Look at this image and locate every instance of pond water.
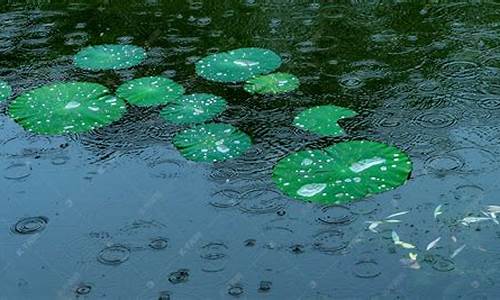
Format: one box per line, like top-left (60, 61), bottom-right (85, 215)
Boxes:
top-left (2, 1), bottom-right (500, 299)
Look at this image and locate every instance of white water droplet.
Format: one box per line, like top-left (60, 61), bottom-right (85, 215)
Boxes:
top-left (216, 144), bottom-right (230, 153)
top-left (233, 59), bottom-right (259, 67)
top-left (350, 157), bottom-right (386, 173)
top-left (65, 101), bottom-right (81, 109)
top-left (193, 108), bottom-right (204, 115)
top-left (297, 183), bottom-right (327, 197)
top-left (301, 158), bottom-right (313, 166)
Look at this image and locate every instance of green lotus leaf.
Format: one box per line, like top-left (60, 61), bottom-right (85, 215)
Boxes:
top-left (160, 93), bottom-right (227, 125)
top-left (273, 141), bottom-right (412, 204)
top-left (8, 82), bottom-right (126, 135)
top-left (195, 48), bottom-right (282, 83)
top-left (74, 44), bottom-right (146, 71)
top-left (116, 76), bottom-right (184, 107)
top-left (173, 123), bottom-right (252, 162)
top-left (244, 72), bottom-right (299, 94)
top-left (0, 80), bottom-right (12, 102)
top-left (294, 105), bottom-right (358, 137)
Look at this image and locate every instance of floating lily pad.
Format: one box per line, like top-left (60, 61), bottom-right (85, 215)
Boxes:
top-left (272, 141), bottom-right (412, 204)
top-left (74, 44), bottom-right (146, 71)
top-left (0, 80), bottom-right (12, 102)
top-left (9, 82), bottom-right (126, 135)
top-left (195, 48), bottom-right (282, 83)
top-left (160, 93), bottom-right (227, 125)
top-left (244, 73), bottom-right (299, 94)
top-left (116, 76), bottom-right (184, 107)
top-left (173, 123), bottom-right (252, 162)
top-left (294, 105), bottom-right (358, 137)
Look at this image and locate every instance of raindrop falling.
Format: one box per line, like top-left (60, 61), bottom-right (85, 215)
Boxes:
top-left (149, 238), bottom-right (169, 250)
top-left (168, 269), bottom-right (190, 284)
top-left (158, 291), bottom-right (171, 300)
top-left (75, 283), bottom-right (92, 295)
top-left (228, 285), bottom-right (244, 297)
top-left (258, 281), bottom-right (272, 293)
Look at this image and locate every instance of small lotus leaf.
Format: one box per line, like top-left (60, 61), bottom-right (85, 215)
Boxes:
top-left (116, 76), bottom-right (184, 107)
top-left (173, 123), bottom-right (252, 162)
top-left (74, 44), bottom-right (146, 71)
top-left (195, 48), bottom-right (282, 83)
top-left (160, 93), bottom-right (227, 125)
top-left (294, 105), bottom-right (358, 137)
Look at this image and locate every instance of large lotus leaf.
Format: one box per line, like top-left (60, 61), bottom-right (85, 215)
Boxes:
top-left (195, 48), bottom-right (282, 83)
top-left (116, 76), bottom-right (184, 107)
top-left (273, 141), bottom-right (412, 204)
top-left (160, 93), bottom-right (227, 125)
top-left (74, 44), bottom-right (146, 71)
top-left (244, 72), bottom-right (299, 94)
top-left (8, 82), bottom-right (126, 135)
top-left (173, 123), bottom-right (252, 162)
top-left (0, 80), bottom-right (12, 102)
top-left (294, 105), bottom-right (358, 137)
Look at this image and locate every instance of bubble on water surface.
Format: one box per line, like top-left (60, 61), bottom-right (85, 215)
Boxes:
top-left (168, 269), bottom-right (190, 284)
top-left (228, 285), bottom-right (244, 297)
top-left (258, 280), bottom-right (272, 293)
top-left (12, 216), bottom-right (48, 234)
top-left (75, 283), bottom-right (92, 295)
top-left (97, 244), bottom-right (130, 265)
top-left (148, 237), bottom-right (169, 250)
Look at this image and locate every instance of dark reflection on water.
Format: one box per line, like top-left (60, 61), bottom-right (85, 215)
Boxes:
top-left (2, 1), bottom-right (500, 298)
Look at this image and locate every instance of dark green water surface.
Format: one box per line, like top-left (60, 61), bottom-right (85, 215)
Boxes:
top-left (2, 1), bottom-right (500, 299)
